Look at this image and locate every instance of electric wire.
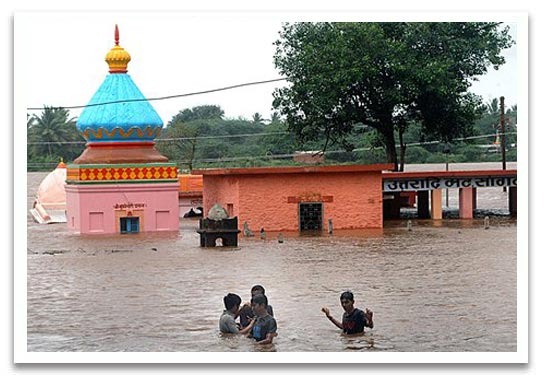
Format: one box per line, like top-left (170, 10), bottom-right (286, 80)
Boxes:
top-left (26, 78), bottom-right (287, 111)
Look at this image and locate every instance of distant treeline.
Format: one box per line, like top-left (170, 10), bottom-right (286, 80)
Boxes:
top-left (26, 101), bottom-right (517, 172)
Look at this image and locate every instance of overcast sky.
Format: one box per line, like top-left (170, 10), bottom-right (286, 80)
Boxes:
top-left (18, 12), bottom-right (522, 124)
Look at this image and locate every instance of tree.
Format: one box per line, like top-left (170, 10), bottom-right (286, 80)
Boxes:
top-left (170, 105), bottom-right (224, 123)
top-left (157, 122), bottom-right (197, 171)
top-left (270, 111), bottom-right (282, 123)
top-left (252, 112), bottom-right (264, 125)
top-left (27, 106), bottom-right (83, 162)
top-left (486, 98), bottom-right (500, 116)
top-left (273, 22), bottom-right (513, 170)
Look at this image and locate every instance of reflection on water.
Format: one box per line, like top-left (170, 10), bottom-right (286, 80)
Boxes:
top-left (25, 172), bottom-right (517, 352)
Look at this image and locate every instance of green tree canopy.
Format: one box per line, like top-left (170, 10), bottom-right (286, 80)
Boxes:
top-left (27, 106), bottom-right (83, 164)
top-left (272, 22), bottom-right (514, 170)
top-left (169, 105), bottom-right (224, 123)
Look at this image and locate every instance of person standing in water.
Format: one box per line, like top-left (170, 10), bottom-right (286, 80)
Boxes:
top-left (249, 294), bottom-right (277, 344)
top-left (321, 291), bottom-right (373, 334)
top-left (238, 284), bottom-right (274, 328)
top-left (219, 293), bottom-right (255, 334)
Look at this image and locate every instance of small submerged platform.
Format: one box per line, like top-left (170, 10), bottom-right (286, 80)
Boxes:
top-left (197, 217), bottom-right (241, 247)
top-left (196, 204), bottom-right (240, 247)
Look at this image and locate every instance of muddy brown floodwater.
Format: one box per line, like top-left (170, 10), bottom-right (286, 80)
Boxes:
top-left (25, 170), bottom-right (517, 352)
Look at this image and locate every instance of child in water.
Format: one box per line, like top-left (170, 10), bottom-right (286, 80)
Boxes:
top-left (321, 291), bottom-right (373, 334)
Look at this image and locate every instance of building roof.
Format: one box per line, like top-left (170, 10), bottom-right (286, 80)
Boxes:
top-left (192, 163), bottom-right (395, 176)
top-left (76, 25), bottom-right (163, 143)
top-left (383, 169), bottom-right (517, 180)
top-left (34, 161), bottom-right (67, 208)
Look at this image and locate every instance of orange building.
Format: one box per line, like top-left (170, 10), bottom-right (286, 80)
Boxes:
top-left (178, 174), bottom-right (204, 216)
top-left (192, 164), bottom-right (394, 232)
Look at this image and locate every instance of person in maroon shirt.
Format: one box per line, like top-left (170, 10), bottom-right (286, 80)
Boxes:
top-left (321, 291), bottom-right (373, 334)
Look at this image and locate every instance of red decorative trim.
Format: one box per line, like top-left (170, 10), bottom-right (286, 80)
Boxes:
top-left (86, 141), bottom-right (156, 148)
top-left (66, 165), bottom-right (178, 182)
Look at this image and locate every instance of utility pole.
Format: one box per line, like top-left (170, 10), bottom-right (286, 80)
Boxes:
top-left (444, 143), bottom-right (450, 207)
top-left (500, 96), bottom-right (506, 192)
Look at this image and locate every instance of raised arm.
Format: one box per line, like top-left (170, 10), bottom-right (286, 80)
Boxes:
top-left (365, 308), bottom-right (374, 329)
top-left (321, 307), bottom-right (343, 330)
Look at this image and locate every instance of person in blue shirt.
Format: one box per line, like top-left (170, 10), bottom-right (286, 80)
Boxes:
top-left (238, 284), bottom-right (274, 328)
top-left (321, 291), bottom-right (373, 334)
top-left (249, 294), bottom-right (277, 344)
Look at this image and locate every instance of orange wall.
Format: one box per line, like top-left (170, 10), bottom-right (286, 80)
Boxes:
top-left (203, 176), bottom-right (240, 218)
top-left (202, 171), bottom-right (383, 231)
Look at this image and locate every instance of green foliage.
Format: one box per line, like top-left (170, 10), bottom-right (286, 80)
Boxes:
top-left (27, 98), bottom-right (518, 172)
top-left (170, 105), bottom-right (224, 123)
top-left (27, 106), bottom-right (85, 168)
top-left (404, 146), bottom-right (432, 164)
top-left (272, 22), bottom-right (514, 169)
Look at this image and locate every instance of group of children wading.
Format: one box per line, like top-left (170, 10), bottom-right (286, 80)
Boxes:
top-left (219, 285), bottom-right (373, 345)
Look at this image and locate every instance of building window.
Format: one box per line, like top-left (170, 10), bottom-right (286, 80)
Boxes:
top-left (299, 202), bottom-right (323, 231)
top-left (120, 217), bottom-right (140, 234)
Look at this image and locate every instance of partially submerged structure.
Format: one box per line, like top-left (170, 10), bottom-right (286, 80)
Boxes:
top-left (197, 204), bottom-right (240, 247)
top-left (192, 164), bottom-right (394, 232)
top-left (30, 161), bottom-right (68, 224)
top-left (65, 26), bottom-right (179, 234)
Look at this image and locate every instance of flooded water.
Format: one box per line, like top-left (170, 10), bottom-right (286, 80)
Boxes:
top-left (25, 166), bottom-right (517, 352)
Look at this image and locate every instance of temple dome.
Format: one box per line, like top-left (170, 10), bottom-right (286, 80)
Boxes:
top-left (76, 25), bottom-right (163, 143)
top-left (30, 161), bottom-right (67, 224)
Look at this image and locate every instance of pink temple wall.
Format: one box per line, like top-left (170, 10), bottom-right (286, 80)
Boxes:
top-left (66, 183), bottom-right (179, 234)
top-left (202, 171), bottom-right (383, 232)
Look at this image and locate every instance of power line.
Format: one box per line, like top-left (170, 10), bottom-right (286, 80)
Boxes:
top-left (158, 131), bottom-right (289, 142)
top-left (184, 132), bottom-right (518, 164)
top-left (28, 131), bottom-right (517, 167)
top-left (26, 78), bottom-right (287, 111)
top-left (26, 130), bottom-right (516, 146)
top-left (27, 130), bottom-right (290, 145)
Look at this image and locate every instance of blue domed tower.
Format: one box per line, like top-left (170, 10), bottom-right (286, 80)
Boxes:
top-left (66, 26), bottom-right (179, 234)
top-left (74, 24), bottom-right (168, 164)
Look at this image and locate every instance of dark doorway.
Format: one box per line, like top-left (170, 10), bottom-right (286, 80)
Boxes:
top-left (299, 202), bottom-right (323, 231)
top-left (120, 217), bottom-right (140, 234)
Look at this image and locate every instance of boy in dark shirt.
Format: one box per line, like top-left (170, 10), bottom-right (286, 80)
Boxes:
top-left (249, 294), bottom-right (277, 344)
top-left (238, 284), bottom-right (274, 328)
top-left (321, 291), bottom-right (373, 334)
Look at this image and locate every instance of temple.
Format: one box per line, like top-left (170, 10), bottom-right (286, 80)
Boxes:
top-left (30, 160), bottom-right (68, 224)
top-left (65, 26), bottom-right (179, 234)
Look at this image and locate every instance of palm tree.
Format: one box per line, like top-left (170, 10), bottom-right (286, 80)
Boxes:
top-left (28, 106), bottom-right (80, 161)
top-left (486, 98), bottom-right (499, 116)
top-left (252, 112), bottom-right (263, 125)
top-left (270, 111), bottom-right (281, 123)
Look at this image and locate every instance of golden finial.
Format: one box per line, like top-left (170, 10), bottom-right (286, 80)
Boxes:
top-left (105, 24), bottom-right (131, 73)
top-left (57, 157), bottom-right (66, 169)
top-left (115, 24), bottom-right (120, 46)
